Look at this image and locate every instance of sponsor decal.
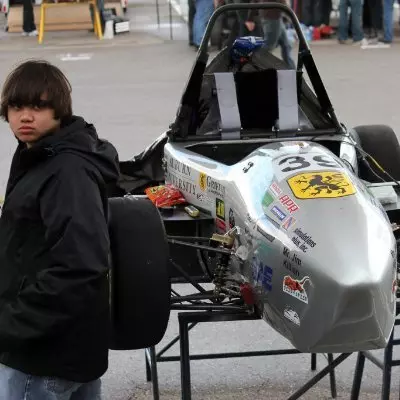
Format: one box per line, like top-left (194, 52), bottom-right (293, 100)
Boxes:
top-left (270, 182), bottom-right (283, 198)
top-left (196, 192), bottom-right (211, 204)
top-left (291, 228), bottom-right (316, 253)
top-left (216, 198), bottom-right (225, 220)
top-left (282, 216), bottom-right (296, 231)
top-left (229, 208), bottom-right (235, 229)
top-left (168, 157), bottom-right (191, 177)
top-left (243, 161), bottom-right (254, 173)
top-left (266, 215), bottom-right (281, 230)
top-left (208, 177), bottom-right (225, 197)
top-left (199, 172), bottom-right (207, 191)
top-left (278, 194), bottom-right (299, 214)
top-left (287, 171), bottom-right (356, 199)
top-left (257, 226), bottom-right (275, 242)
top-left (216, 218), bottom-right (226, 232)
top-left (199, 173), bottom-right (226, 197)
top-left (166, 172), bottom-right (196, 196)
top-left (262, 191), bottom-right (275, 212)
top-left (271, 206), bottom-right (286, 221)
top-left (252, 257), bottom-right (273, 292)
top-left (284, 306), bottom-right (300, 326)
top-left (283, 275), bottom-right (310, 304)
top-left (282, 246), bottom-right (301, 277)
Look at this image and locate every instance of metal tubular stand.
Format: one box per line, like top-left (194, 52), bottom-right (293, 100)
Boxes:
top-left (145, 346), bottom-right (160, 400)
top-left (351, 316), bottom-right (400, 400)
top-left (145, 309), bottom-right (343, 400)
top-left (177, 311), bottom-right (342, 400)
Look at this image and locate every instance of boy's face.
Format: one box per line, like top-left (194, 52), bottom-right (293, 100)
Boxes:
top-left (8, 103), bottom-right (60, 147)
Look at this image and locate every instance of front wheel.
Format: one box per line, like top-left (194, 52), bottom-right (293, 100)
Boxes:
top-left (354, 125), bottom-right (400, 183)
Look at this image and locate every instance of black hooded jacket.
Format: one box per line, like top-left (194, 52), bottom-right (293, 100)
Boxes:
top-left (0, 116), bottom-right (120, 382)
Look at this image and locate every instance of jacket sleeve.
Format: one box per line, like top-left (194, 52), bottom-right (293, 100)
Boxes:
top-left (0, 162), bottom-right (110, 350)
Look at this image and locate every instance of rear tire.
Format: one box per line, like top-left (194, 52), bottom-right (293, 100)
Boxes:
top-left (108, 196), bottom-right (171, 350)
top-left (354, 125), bottom-right (400, 183)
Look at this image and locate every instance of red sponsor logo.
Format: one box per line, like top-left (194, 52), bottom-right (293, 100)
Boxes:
top-left (283, 275), bottom-right (310, 303)
top-left (279, 194), bottom-right (299, 214)
top-left (270, 182), bottom-right (283, 197)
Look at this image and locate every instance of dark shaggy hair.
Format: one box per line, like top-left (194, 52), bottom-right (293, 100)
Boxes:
top-left (0, 59), bottom-right (72, 122)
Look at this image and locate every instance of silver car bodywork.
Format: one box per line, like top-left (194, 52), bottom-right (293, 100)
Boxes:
top-left (164, 136), bottom-right (397, 353)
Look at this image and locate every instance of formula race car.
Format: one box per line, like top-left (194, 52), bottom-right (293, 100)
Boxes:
top-left (108, 3), bottom-right (400, 354)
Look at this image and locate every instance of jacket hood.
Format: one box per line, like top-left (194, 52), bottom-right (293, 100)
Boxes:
top-left (21, 116), bottom-right (120, 185)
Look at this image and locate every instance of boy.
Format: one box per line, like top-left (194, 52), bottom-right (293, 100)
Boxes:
top-left (0, 60), bottom-right (120, 399)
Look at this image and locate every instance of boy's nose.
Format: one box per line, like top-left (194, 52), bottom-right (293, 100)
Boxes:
top-left (20, 109), bottom-right (34, 122)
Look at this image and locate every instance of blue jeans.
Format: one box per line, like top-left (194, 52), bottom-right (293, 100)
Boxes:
top-left (193, 0), bottom-right (214, 46)
top-left (383, 0), bottom-right (395, 42)
top-left (0, 363), bottom-right (102, 400)
top-left (262, 18), bottom-right (296, 69)
top-left (338, 0), bottom-right (364, 41)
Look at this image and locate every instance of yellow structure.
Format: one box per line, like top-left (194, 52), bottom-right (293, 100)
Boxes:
top-left (38, 0), bottom-right (103, 44)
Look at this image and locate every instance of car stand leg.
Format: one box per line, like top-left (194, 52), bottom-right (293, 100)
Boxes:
top-left (382, 328), bottom-right (394, 400)
top-left (327, 353), bottom-right (337, 398)
top-left (179, 314), bottom-right (192, 400)
top-left (350, 352), bottom-right (366, 400)
top-left (311, 353), bottom-right (317, 371)
top-left (287, 353), bottom-right (352, 400)
top-left (145, 350), bottom-right (152, 382)
top-left (145, 347), bottom-right (160, 400)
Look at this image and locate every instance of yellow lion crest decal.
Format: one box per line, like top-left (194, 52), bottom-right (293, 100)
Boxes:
top-left (288, 171), bottom-right (356, 199)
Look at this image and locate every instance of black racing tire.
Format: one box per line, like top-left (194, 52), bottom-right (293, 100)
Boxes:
top-left (108, 196), bottom-right (171, 350)
top-left (354, 125), bottom-right (400, 183)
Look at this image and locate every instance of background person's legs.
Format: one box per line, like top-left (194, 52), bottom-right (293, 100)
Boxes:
top-left (301, 0), bottom-right (313, 25)
top-left (321, 0), bottom-right (332, 25)
top-left (338, 0), bottom-right (350, 40)
top-left (261, 17), bottom-right (281, 50)
top-left (188, 0), bottom-right (196, 45)
top-left (349, 0), bottom-right (364, 42)
top-left (277, 19), bottom-right (296, 69)
top-left (193, 0), bottom-right (214, 46)
top-left (383, 0), bottom-right (394, 42)
top-left (22, 0), bottom-right (36, 35)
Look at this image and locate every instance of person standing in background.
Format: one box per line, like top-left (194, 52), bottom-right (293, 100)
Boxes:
top-left (338, 0), bottom-right (367, 45)
top-left (193, 0), bottom-right (214, 48)
top-left (382, 0), bottom-right (399, 44)
top-left (22, 0), bottom-right (37, 36)
top-left (245, 0), bottom-right (296, 69)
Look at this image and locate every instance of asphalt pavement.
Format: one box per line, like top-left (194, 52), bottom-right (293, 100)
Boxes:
top-left (0, 2), bottom-right (400, 399)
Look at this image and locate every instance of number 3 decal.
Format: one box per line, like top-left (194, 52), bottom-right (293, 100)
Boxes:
top-left (278, 154), bottom-right (339, 173)
top-left (278, 156), bottom-right (311, 172)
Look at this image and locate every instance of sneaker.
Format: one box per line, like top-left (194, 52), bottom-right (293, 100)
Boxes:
top-left (353, 38), bottom-right (369, 47)
top-left (367, 36), bottom-right (378, 45)
top-left (338, 39), bottom-right (349, 44)
top-left (21, 31), bottom-right (29, 36)
top-left (28, 30), bottom-right (38, 37)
